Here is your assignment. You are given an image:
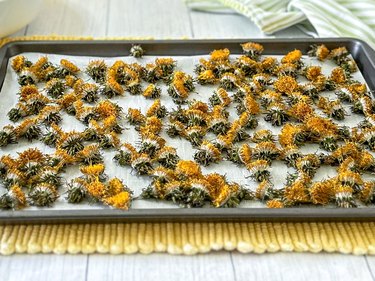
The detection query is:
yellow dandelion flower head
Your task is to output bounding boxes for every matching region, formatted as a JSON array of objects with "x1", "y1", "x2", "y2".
[
  {"x1": 305, "y1": 115, "x2": 338, "y2": 136},
  {"x1": 255, "y1": 180, "x2": 273, "y2": 200},
  {"x1": 200, "y1": 140, "x2": 222, "y2": 159},
  {"x1": 281, "y1": 49, "x2": 302, "y2": 64},
  {"x1": 309, "y1": 179, "x2": 335, "y2": 205},
  {"x1": 19, "y1": 85, "x2": 39, "y2": 100},
  {"x1": 176, "y1": 160, "x2": 202, "y2": 179},
  {"x1": 143, "y1": 84, "x2": 157, "y2": 98},
  {"x1": 305, "y1": 66, "x2": 322, "y2": 81},
  {"x1": 80, "y1": 163, "x2": 105, "y2": 176},
  {"x1": 316, "y1": 44, "x2": 330, "y2": 61},
  {"x1": 85, "y1": 180, "x2": 106, "y2": 199},
  {"x1": 246, "y1": 160, "x2": 269, "y2": 173},
  {"x1": 60, "y1": 59, "x2": 80, "y2": 73},
  {"x1": 330, "y1": 67, "x2": 346, "y2": 84},
  {"x1": 273, "y1": 75, "x2": 299, "y2": 94},
  {"x1": 266, "y1": 199, "x2": 284, "y2": 208},
  {"x1": 11, "y1": 55, "x2": 27, "y2": 72},
  {"x1": 107, "y1": 76, "x2": 124, "y2": 95},
  {"x1": 244, "y1": 94, "x2": 260, "y2": 115},
  {"x1": 241, "y1": 42, "x2": 264, "y2": 53},
  {"x1": 104, "y1": 191, "x2": 131, "y2": 210},
  {"x1": 284, "y1": 180, "x2": 310, "y2": 204},
  {"x1": 9, "y1": 184, "x2": 27, "y2": 206},
  {"x1": 210, "y1": 48, "x2": 230, "y2": 62},
  {"x1": 146, "y1": 99, "x2": 162, "y2": 117}
]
